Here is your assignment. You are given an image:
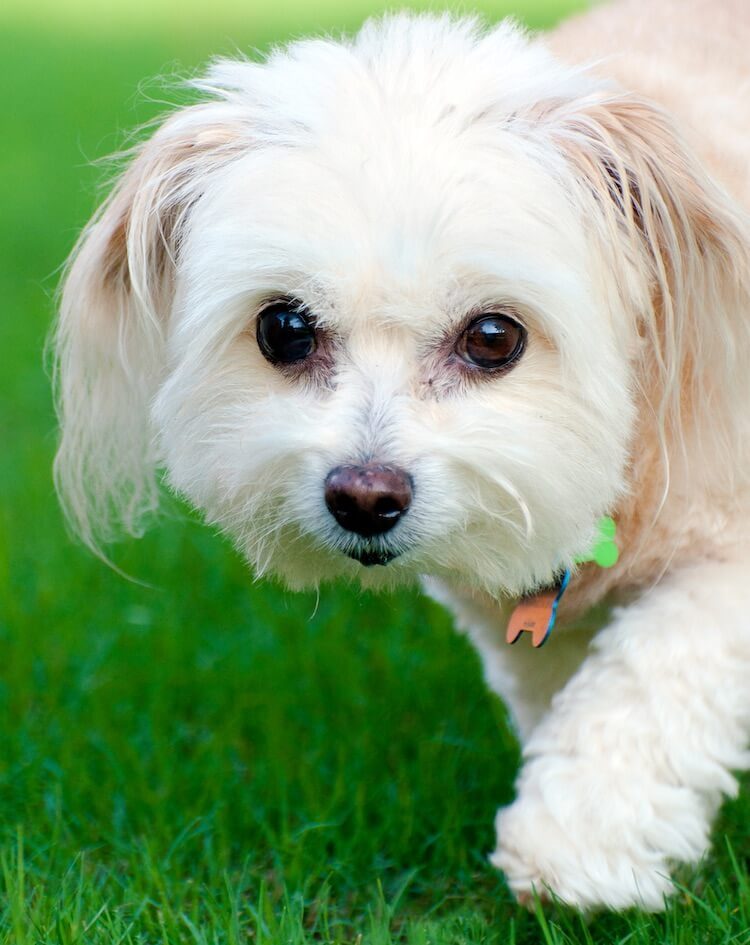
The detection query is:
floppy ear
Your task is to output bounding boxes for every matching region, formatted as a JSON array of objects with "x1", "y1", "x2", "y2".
[
  {"x1": 54, "y1": 98, "x2": 251, "y2": 553},
  {"x1": 550, "y1": 93, "x2": 750, "y2": 476}
]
